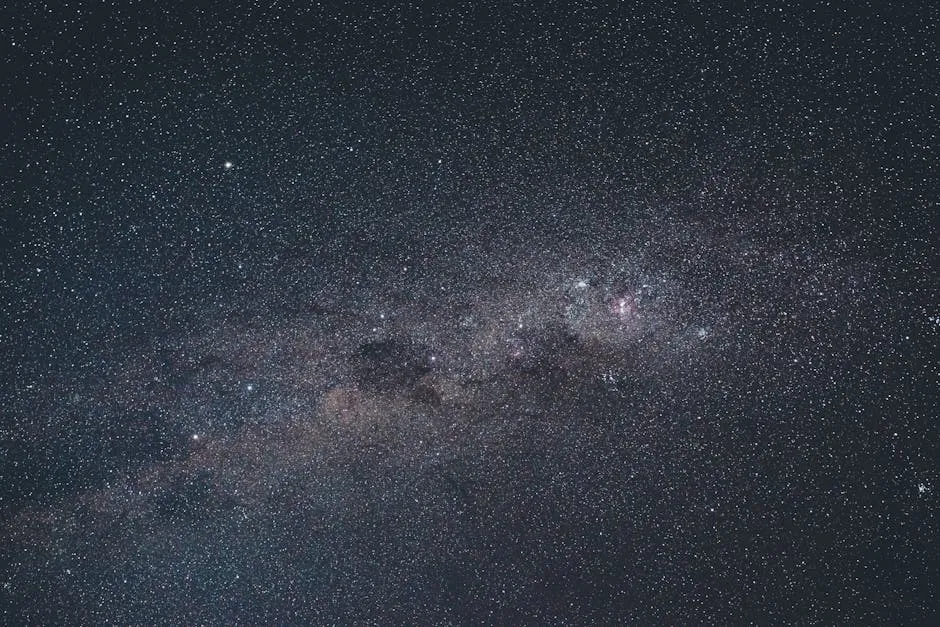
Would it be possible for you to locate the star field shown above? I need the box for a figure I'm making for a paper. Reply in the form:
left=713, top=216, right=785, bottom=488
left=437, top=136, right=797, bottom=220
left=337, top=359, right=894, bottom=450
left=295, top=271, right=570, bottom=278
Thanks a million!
left=0, top=1, right=936, bottom=624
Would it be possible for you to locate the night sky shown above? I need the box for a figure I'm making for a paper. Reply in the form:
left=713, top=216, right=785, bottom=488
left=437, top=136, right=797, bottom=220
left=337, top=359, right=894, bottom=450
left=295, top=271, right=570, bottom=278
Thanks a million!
left=1, top=1, right=937, bottom=624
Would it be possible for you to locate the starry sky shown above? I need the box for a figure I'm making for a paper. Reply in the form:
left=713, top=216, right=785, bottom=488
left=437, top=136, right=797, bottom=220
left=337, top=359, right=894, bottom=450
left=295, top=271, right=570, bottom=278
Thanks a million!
left=1, top=1, right=937, bottom=624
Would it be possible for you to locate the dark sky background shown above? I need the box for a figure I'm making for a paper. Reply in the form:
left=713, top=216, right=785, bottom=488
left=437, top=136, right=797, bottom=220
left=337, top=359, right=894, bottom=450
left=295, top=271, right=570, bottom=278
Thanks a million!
left=0, top=1, right=936, bottom=624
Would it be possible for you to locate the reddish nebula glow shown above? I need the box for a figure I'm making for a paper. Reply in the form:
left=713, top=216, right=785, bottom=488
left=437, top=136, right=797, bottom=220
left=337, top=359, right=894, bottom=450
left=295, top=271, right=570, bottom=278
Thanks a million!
left=607, top=291, right=639, bottom=323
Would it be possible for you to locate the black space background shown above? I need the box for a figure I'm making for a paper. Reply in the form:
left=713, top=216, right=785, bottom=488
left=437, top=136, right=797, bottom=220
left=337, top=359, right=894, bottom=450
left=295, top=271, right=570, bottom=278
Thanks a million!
left=0, top=1, right=937, bottom=624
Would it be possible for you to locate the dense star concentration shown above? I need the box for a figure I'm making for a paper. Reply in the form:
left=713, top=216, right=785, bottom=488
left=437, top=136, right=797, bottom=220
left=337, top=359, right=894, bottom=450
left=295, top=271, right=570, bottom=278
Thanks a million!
left=0, top=1, right=936, bottom=624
